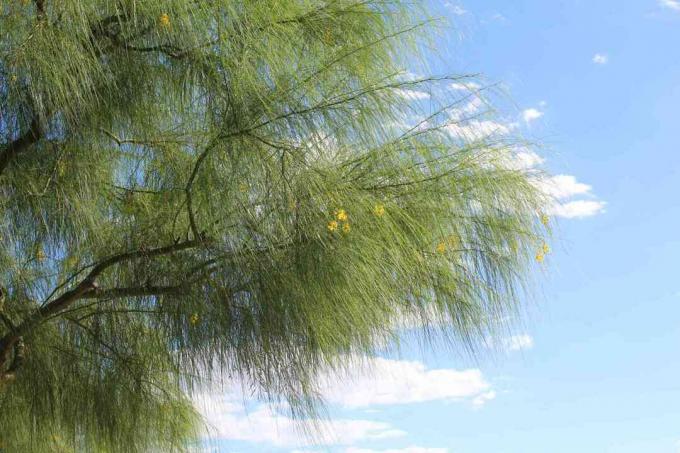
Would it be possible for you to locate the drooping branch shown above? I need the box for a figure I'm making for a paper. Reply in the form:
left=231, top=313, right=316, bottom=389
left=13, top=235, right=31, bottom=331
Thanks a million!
left=0, top=238, right=207, bottom=379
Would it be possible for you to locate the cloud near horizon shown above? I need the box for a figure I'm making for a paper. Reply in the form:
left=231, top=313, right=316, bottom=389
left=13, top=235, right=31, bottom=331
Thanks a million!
left=195, top=356, right=492, bottom=450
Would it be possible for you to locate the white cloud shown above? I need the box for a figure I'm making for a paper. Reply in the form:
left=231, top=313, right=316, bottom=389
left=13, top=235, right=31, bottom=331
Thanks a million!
left=548, top=199, right=606, bottom=219
left=592, top=54, right=608, bottom=65
left=449, top=81, right=481, bottom=91
left=513, top=150, right=546, bottom=170
left=532, top=174, right=606, bottom=218
left=535, top=174, right=592, bottom=200
left=444, top=3, right=467, bottom=16
left=195, top=356, right=493, bottom=449
left=455, top=97, right=485, bottom=117
left=440, top=106, right=604, bottom=220
left=320, top=356, right=494, bottom=409
left=484, top=334, right=534, bottom=353
left=444, top=108, right=513, bottom=139
left=394, top=88, right=431, bottom=101
left=471, top=390, right=497, bottom=408
left=522, top=108, right=544, bottom=124
left=660, top=0, right=680, bottom=10
left=503, top=334, right=534, bottom=351
left=196, top=396, right=405, bottom=448
left=345, top=448, right=449, bottom=453
left=446, top=120, right=511, bottom=139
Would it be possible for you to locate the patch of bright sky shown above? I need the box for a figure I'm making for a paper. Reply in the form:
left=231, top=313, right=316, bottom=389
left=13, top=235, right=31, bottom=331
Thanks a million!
left=200, top=1, right=680, bottom=451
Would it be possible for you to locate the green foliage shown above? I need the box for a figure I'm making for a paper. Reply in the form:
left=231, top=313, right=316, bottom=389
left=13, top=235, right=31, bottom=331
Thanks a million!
left=0, top=0, right=551, bottom=451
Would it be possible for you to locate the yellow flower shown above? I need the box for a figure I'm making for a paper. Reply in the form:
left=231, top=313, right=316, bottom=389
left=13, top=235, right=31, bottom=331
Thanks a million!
left=189, top=313, right=200, bottom=325
left=327, top=220, right=338, bottom=232
left=335, top=209, right=348, bottom=222
left=238, top=183, right=248, bottom=193
left=436, top=242, right=447, bottom=254
left=159, top=13, right=171, bottom=28
left=36, top=248, right=47, bottom=262
left=342, top=222, right=351, bottom=234
left=535, top=253, right=544, bottom=263
left=542, top=242, right=550, bottom=254
left=10, top=74, right=17, bottom=83
left=373, top=203, right=385, bottom=217
left=540, top=213, right=550, bottom=227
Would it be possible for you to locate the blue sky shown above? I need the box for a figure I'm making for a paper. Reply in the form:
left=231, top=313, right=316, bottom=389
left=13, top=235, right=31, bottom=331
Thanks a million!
left=197, top=1, right=680, bottom=452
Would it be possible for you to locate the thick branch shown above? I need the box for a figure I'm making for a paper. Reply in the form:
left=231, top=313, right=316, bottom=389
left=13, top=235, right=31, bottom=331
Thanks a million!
left=0, top=238, right=206, bottom=377
left=81, top=284, right=189, bottom=300
left=0, top=117, right=41, bottom=176
left=0, top=338, right=24, bottom=384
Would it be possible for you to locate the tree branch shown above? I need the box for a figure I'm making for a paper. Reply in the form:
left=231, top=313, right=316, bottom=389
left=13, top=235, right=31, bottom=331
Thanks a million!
left=0, top=117, right=41, bottom=176
left=81, top=284, right=189, bottom=300
left=0, top=238, right=207, bottom=379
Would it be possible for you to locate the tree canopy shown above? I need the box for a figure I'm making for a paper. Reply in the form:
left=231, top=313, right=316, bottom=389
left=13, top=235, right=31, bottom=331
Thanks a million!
left=0, top=1, right=550, bottom=451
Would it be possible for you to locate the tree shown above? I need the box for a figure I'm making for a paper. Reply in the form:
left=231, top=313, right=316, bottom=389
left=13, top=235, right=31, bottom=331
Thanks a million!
left=0, top=1, right=550, bottom=451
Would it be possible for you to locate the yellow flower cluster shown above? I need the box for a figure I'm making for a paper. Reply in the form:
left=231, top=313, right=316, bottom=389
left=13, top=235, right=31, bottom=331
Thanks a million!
left=540, top=213, right=550, bottom=227
left=189, top=313, right=200, bottom=325
left=535, top=242, right=551, bottom=263
left=436, top=242, right=447, bottom=254
left=327, top=203, right=386, bottom=235
left=159, top=13, right=171, bottom=29
left=329, top=209, right=351, bottom=234
left=373, top=203, right=385, bottom=217
left=335, top=209, right=348, bottom=222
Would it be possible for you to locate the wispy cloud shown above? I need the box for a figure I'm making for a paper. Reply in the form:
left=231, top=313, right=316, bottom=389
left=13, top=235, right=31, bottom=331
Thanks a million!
left=393, top=88, right=431, bottom=101
left=195, top=356, right=493, bottom=449
left=445, top=97, right=515, bottom=140
left=485, top=334, right=534, bottom=353
left=503, top=334, right=535, bottom=351
left=445, top=119, right=512, bottom=140
left=449, top=81, right=481, bottom=91
left=196, top=397, right=405, bottom=448
left=660, top=0, right=680, bottom=10
left=438, top=97, right=605, bottom=219
left=293, top=448, right=449, bottom=453
left=345, top=448, right=449, bottom=453
left=444, top=2, right=467, bottom=15
left=592, top=53, right=609, bottom=65
left=522, top=108, right=544, bottom=124
left=319, top=357, right=494, bottom=409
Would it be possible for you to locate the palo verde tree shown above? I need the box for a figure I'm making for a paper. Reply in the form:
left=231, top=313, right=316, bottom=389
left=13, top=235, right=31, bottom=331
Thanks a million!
left=0, top=0, right=551, bottom=451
